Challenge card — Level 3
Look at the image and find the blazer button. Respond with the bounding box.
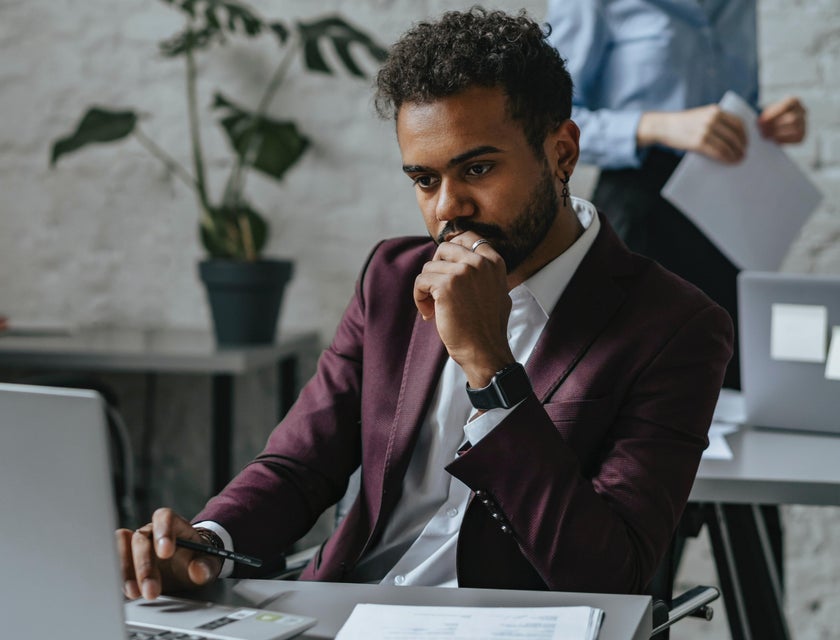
[475,490,487,498]
[490,511,502,520]
[500,524,512,534]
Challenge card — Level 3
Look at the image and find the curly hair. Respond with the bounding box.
[374,7,573,153]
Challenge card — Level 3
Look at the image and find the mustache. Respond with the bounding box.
[435,220,506,245]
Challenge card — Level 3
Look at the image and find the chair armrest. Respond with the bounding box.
[651,585,720,637]
[270,545,320,580]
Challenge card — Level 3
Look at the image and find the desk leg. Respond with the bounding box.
[211,374,234,495]
[277,356,298,422]
[706,503,791,640]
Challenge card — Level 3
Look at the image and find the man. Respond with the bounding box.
[119,8,732,600]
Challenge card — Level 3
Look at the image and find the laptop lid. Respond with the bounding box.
[0,383,314,640]
[738,271,840,434]
[0,383,126,638]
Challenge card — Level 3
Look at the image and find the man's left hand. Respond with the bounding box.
[413,232,515,388]
[758,96,807,144]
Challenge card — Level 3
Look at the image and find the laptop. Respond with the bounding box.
[0,382,315,640]
[738,271,840,434]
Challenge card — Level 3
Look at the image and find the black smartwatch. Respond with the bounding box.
[466,362,532,410]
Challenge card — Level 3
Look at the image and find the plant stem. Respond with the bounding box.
[221,28,300,206]
[185,34,211,217]
[132,128,199,194]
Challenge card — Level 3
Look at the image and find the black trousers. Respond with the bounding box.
[593,149,784,595]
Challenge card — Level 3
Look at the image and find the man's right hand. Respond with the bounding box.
[116,508,222,600]
[637,104,748,163]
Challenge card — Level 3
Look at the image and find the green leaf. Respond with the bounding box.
[160,26,220,56]
[50,107,138,166]
[159,1,267,56]
[269,21,289,44]
[213,93,309,182]
[296,15,388,78]
[201,201,268,259]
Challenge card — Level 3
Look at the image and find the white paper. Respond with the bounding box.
[661,91,822,270]
[335,604,604,640]
[770,303,827,362]
[825,326,840,380]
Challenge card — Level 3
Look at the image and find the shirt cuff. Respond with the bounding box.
[463,402,523,445]
[192,520,234,578]
[578,109,645,169]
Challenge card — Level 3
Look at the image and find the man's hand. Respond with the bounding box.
[414,232,515,388]
[637,105,748,163]
[116,508,222,600]
[758,96,807,144]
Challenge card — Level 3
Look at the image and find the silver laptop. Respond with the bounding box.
[738,271,840,434]
[0,382,315,640]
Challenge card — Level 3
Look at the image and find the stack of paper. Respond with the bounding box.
[335,603,604,640]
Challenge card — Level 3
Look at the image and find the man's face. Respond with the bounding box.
[396,86,561,274]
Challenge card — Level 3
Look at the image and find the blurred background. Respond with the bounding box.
[1,0,838,637]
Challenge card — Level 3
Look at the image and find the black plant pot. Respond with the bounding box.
[198,258,294,346]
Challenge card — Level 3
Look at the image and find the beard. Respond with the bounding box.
[434,162,560,273]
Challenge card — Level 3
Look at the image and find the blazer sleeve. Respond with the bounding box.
[193,242,385,575]
[446,302,733,594]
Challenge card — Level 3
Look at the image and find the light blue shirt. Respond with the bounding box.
[546,0,759,168]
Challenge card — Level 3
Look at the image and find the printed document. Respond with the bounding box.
[661,91,822,270]
[335,604,604,640]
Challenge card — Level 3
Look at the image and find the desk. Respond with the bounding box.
[687,419,840,640]
[210,579,652,640]
[0,327,319,495]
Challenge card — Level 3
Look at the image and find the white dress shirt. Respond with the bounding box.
[201,198,600,582]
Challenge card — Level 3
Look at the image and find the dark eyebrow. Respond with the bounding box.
[402,145,503,174]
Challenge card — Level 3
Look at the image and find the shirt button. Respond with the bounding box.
[394,575,406,585]
[446,507,459,518]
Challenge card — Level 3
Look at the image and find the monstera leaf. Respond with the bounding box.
[213,93,309,182]
[297,15,388,77]
[159,0,268,56]
[50,108,138,166]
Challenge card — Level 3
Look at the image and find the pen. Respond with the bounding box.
[175,537,263,568]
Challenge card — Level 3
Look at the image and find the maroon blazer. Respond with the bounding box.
[196,214,733,594]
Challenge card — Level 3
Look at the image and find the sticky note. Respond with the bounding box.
[825,327,840,380]
[770,303,828,363]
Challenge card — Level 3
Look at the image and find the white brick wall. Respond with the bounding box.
[1,1,839,636]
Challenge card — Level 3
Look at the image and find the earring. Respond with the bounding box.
[560,171,570,207]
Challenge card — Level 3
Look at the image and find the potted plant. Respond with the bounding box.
[50,0,386,345]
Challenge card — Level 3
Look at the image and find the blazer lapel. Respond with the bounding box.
[527,216,635,400]
[372,310,447,523]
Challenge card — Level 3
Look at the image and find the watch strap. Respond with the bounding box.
[466,362,532,410]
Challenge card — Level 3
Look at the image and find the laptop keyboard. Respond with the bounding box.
[127,628,211,640]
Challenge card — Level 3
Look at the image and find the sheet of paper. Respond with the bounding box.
[661,91,822,270]
[770,303,827,362]
[825,326,840,380]
[335,604,604,640]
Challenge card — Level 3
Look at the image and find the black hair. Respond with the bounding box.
[374,6,573,152]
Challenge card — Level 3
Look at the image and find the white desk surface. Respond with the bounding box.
[217,579,652,640]
[0,326,319,374]
[691,390,840,505]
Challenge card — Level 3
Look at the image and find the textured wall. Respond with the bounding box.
[1,0,839,637]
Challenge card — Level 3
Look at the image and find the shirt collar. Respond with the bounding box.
[513,197,600,318]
